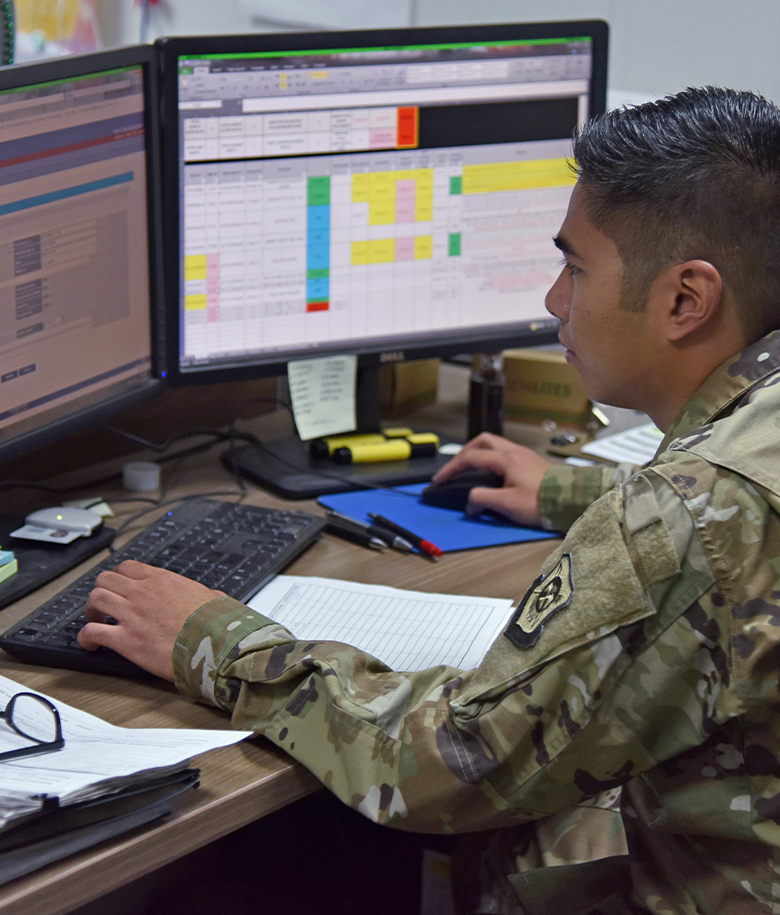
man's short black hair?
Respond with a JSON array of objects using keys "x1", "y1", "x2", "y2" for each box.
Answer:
[{"x1": 573, "y1": 86, "x2": 780, "y2": 340}]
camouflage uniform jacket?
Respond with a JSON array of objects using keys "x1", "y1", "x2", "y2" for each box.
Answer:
[{"x1": 174, "y1": 330, "x2": 780, "y2": 914}]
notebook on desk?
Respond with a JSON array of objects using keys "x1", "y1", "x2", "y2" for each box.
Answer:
[{"x1": 318, "y1": 483, "x2": 558, "y2": 553}]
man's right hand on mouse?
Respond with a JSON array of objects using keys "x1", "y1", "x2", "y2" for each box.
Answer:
[{"x1": 432, "y1": 433, "x2": 551, "y2": 526}]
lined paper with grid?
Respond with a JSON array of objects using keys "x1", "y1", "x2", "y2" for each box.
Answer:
[{"x1": 247, "y1": 575, "x2": 514, "y2": 672}]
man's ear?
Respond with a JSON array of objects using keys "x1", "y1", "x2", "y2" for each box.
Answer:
[{"x1": 656, "y1": 259, "x2": 722, "y2": 341}]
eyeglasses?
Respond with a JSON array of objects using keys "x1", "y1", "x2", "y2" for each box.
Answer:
[{"x1": 0, "y1": 692, "x2": 64, "y2": 762}]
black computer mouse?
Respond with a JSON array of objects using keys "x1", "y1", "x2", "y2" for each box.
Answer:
[{"x1": 421, "y1": 468, "x2": 504, "y2": 511}]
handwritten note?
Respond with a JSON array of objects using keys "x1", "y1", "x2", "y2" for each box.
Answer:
[{"x1": 288, "y1": 355, "x2": 357, "y2": 441}]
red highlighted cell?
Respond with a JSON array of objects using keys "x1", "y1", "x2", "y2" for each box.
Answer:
[
  {"x1": 397, "y1": 107, "x2": 419, "y2": 148},
  {"x1": 306, "y1": 301, "x2": 329, "y2": 312}
]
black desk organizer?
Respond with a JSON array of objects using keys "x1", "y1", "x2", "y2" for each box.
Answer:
[{"x1": 0, "y1": 514, "x2": 114, "y2": 611}]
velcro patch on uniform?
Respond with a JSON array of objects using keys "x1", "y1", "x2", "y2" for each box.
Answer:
[{"x1": 505, "y1": 553, "x2": 573, "y2": 650}]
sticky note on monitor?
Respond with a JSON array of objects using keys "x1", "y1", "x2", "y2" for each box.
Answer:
[{"x1": 288, "y1": 355, "x2": 357, "y2": 441}]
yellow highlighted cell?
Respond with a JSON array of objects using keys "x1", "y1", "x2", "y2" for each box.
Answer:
[
  {"x1": 462, "y1": 158, "x2": 575, "y2": 194},
  {"x1": 185, "y1": 294, "x2": 207, "y2": 311},
  {"x1": 184, "y1": 255, "x2": 207, "y2": 280},
  {"x1": 367, "y1": 239, "x2": 395, "y2": 263},
  {"x1": 415, "y1": 200, "x2": 433, "y2": 222},
  {"x1": 368, "y1": 174, "x2": 394, "y2": 198},
  {"x1": 351, "y1": 241, "x2": 368, "y2": 265},
  {"x1": 414, "y1": 235, "x2": 432, "y2": 259},
  {"x1": 352, "y1": 173, "x2": 369, "y2": 202},
  {"x1": 351, "y1": 239, "x2": 396, "y2": 264},
  {"x1": 370, "y1": 203, "x2": 395, "y2": 225},
  {"x1": 352, "y1": 169, "x2": 434, "y2": 225}
]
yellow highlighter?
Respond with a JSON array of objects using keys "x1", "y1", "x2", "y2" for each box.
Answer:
[
  {"x1": 309, "y1": 433, "x2": 387, "y2": 460},
  {"x1": 332, "y1": 433, "x2": 439, "y2": 464}
]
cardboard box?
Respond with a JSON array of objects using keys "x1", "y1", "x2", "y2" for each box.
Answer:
[
  {"x1": 503, "y1": 347, "x2": 592, "y2": 428},
  {"x1": 379, "y1": 359, "x2": 439, "y2": 416}
]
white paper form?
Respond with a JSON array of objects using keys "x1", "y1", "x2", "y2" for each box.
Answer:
[
  {"x1": 248, "y1": 575, "x2": 514, "y2": 672},
  {"x1": 581, "y1": 422, "x2": 664, "y2": 466},
  {"x1": 0, "y1": 674, "x2": 252, "y2": 829},
  {"x1": 288, "y1": 355, "x2": 357, "y2": 441}
]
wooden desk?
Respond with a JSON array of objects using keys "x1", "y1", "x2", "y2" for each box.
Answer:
[{"x1": 0, "y1": 381, "x2": 561, "y2": 915}]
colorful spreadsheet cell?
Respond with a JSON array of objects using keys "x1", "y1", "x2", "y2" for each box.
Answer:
[
  {"x1": 306, "y1": 300, "x2": 329, "y2": 312},
  {"x1": 414, "y1": 235, "x2": 432, "y2": 259},
  {"x1": 307, "y1": 246, "x2": 329, "y2": 272},
  {"x1": 395, "y1": 236, "x2": 415, "y2": 261},
  {"x1": 307, "y1": 277, "x2": 329, "y2": 301},
  {"x1": 185, "y1": 294, "x2": 207, "y2": 311},
  {"x1": 307, "y1": 205, "x2": 330, "y2": 230},
  {"x1": 184, "y1": 254, "x2": 206, "y2": 280},
  {"x1": 462, "y1": 158, "x2": 575, "y2": 194},
  {"x1": 307, "y1": 176, "x2": 330, "y2": 206},
  {"x1": 350, "y1": 238, "x2": 398, "y2": 265},
  {"x1": 396, "y1": 107, "x2": 419, "y2": 148}
]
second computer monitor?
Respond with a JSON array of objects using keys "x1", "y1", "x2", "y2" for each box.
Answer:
[{"x1": 158, "y1": 22, "x2": 608, "y2": 385}]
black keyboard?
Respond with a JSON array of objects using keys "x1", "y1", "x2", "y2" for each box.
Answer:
[{"x1": 0, "y1": 499, "x2": 326, "y2": 678}]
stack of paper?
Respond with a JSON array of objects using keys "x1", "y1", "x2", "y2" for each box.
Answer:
[
  {"x1": 580, "y1": 422, "x2": 664, "y2": 465},
  {"x1": 0, "y1": 674, "x2": 252, "y2": 883},
  {"x1": 249, "y1": 575, "x2": 515, "y2": 672}
]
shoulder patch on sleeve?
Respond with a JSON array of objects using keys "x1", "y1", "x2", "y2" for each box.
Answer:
[{"x1": 505, "y1": 553, "x2": 573, "y2": 650}]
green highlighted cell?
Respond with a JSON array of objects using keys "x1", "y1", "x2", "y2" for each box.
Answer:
[
  {"x1": 450, "y1": 176, "x2": 462, "y2": 195},
  {"x1": 448, "y1": 233, "x2": 461, "y2": 256},
  {"x1": 307, "y1": 176, "x2": 330, "y2": 206}
]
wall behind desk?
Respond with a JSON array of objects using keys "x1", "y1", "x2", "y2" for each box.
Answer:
[{"x1": 98, "y1": 0, "x2": 780, "y2": 105}]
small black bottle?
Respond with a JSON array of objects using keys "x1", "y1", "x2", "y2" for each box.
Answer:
[{"x1": 467, "y1": 352, "x2": 504, "y2": 440}]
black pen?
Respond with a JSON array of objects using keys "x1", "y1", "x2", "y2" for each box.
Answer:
[
  {"x1": 368, "y1": 514, "x2": 444, "y2": 559},
  {"x1": 326, "y1": 519, "x2": 387, "y2": 551},
  {"x1": 324, "y1": 509, "x2": 414, "y2": 552}
]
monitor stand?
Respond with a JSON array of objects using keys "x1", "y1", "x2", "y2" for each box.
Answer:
[{"x1": 221, "y1": 365, "x2": 454, "y2": 499}]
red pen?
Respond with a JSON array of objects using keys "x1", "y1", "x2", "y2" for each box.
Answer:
[{"x1": 368, "y1": 514, "x2": 444, "y2": 559}]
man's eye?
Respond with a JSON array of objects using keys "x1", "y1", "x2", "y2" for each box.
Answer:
[{"x1": 560, "y1": 258, "x2": 581, "y2": 276}]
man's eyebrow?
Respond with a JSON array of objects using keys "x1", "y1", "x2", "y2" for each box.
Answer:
[{"x1": 553, "y1": 234, "x2": 579, "y2": 258}]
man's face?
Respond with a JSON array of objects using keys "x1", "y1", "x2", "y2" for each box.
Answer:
[{"x1": 545, "y1": 183, "x2": 664, "y2": 413}]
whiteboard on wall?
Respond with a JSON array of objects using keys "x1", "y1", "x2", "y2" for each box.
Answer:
[{"x1": 238, "y1": 0, "x2": 413, "y2": 29}]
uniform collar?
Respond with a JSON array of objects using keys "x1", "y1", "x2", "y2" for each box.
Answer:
[{"x1": 660, "y1": 329, "x2": 780, "y2": 451}]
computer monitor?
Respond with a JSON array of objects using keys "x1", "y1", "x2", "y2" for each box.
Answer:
[
  {"x1": 157, "y1": 21, "x2": 608, "y2": 497},
  {"x1": 0, "y1": 46, "x2": 165, "y2": 469}
]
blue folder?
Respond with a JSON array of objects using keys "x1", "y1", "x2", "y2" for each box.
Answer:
[{"x1": 318, "y1": 483, "x2": 558, "y2": 553}]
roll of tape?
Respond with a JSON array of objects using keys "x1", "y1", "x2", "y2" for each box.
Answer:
[{"x1": 123, "y1": 460, "x2": 161, "y2": 492}]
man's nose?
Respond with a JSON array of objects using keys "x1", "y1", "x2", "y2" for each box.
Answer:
[{"x1": 545, "y1": 270, "x2": 570, "y2": 321}]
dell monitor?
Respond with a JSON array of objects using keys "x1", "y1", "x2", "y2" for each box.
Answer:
[
  {"x1": 0, "y1": 46, "x2": 164, "y2": 470},
  {"x1": 156, "y1": 21, "x2": 608, "y2": 496}
]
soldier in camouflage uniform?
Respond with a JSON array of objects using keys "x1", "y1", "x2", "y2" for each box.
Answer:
[{"x1": 80, "y1": 87, "x2": 780, "y2": 914}]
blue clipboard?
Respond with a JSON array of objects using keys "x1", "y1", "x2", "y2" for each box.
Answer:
[{"x1": 318, "y1": 483, "x2": 558, "y2": 553}]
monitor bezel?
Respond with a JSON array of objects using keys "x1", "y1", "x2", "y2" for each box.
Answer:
[
  {"x1": 157, "y1": 20, "x2": 609, "y2": 386},
  {"x1": 0, "y1": 45, "x2": 166, "y2": 467}
]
